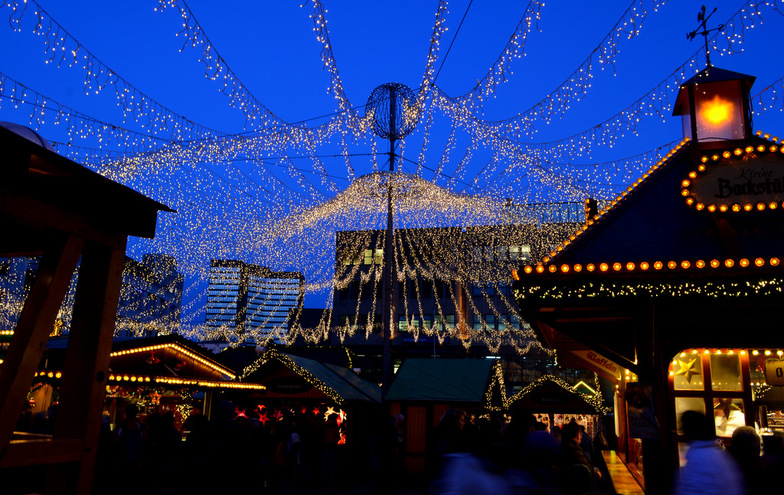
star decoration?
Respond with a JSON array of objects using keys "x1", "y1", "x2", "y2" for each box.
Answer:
[{"x1": 675, "y1": 357, "x2": 701, "y2": 384}]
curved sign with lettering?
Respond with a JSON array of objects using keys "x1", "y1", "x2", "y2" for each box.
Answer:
[{"x1": 681, "y1": 145, "x2": 784, "y2": 212}]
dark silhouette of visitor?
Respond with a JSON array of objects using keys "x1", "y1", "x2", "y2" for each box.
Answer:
[{"x1": 672, "y1": 410, "x2": 744, "y2": 495}]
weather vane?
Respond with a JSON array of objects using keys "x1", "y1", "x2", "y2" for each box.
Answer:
[{"x1": 687, "y1": 5, "x2": 724, "y2": 67}]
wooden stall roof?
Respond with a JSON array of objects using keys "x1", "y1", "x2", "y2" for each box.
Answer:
[
  {"x1": 37, "y1": 334, "x2": 273, "y2": 391},
  {"x1": 1, "y1": 125, "x2": 172, "y2": 256},
  {"x1": 246, "y1": 350, "x2": 381, "y2": 405},
  {"x1": 385, "y1": 358, "x2": 506, "y2": 408},
  {"x1": 507, "y1": 375, "x2": 610, "y2": 414},
  {"x1": 0, "y1": 124, "x2": 172, "y2": 491},
  {"x1": 513, "y1": 132, "x2": 784, "y2": 367}
]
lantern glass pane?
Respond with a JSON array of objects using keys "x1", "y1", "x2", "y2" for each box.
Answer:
[{"x1": 694, "y1": 81, "x2": 745, "y2": 141}]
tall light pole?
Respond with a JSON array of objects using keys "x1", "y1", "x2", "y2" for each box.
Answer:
[{"x1": 366, "y1": 83, "x2": 419, "y2": 395}]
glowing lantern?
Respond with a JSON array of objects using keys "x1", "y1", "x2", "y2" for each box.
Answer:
[{"x1": 672, "y1": 66, "x2": 755, "y2": 142}]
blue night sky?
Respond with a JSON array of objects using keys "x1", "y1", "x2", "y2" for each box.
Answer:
[{"x1": 2, "y1": 1, "x2": 784, "y2": 323}]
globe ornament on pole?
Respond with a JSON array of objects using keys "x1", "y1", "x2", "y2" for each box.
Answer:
[{"x1": 366, "y1": 82, "x2": 420, "y2": 141}]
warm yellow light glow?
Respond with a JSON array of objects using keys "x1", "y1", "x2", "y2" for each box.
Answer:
[{"x1": 701, "y1": 95, "x2": 734, "y2": 125}]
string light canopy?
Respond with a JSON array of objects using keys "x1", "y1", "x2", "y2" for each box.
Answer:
[{"x1": 1, "y1": 1, "x2": 783, "y2": 352}]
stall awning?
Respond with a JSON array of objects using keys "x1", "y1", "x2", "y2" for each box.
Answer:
[{"x1": 385, "y1": 358, "x2": 506, "y2": 408}]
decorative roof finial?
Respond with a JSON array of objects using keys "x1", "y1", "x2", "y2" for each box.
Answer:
[{"x1": 687, "y1": 5, "x2": 725, "y2": 68}]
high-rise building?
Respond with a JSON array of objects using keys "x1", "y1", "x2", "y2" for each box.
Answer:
[{"x1": 205, "y1": 259, "x2": 304, "y2": 344}]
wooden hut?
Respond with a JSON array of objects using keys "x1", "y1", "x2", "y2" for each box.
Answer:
[
  {"x1": 242, "y1": 349, "x2": 382, "y2": 479},
  {"x1": 0, "y1": 124, "x2": 171, "y2": 494},
  {"x1": 384, "y1": 358, "x2": 507, "y2": 475},
  {"x1": 512, "y1": 66, "x2": 784, "y2": 492}
]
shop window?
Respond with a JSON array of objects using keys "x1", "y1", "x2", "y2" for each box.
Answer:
[
  {"x1": 674, "y1": 397, "x2": 706, "y2": 432},
  {"x1": 669, "y1": 349, "x2": 752, "y2": 439},
  {"x1": 713, "y1": 398, "x2": 745, "y2": 437},
  {"x1": 709, "y1": 353, "x2": 743, "y2": 391},
  {"x1": 672, "y1": 353, "x2": 705, "y2": 391}
]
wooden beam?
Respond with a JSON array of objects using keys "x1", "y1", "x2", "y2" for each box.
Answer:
[
  {"x1": 0, "y1": 438, "x2": 83, "y2": 468},
  {"x1": 0, "y1": 234, "x2": 83, "y2": 454},
  {"x1": 49, "y1": 239, "x2": 126, "y2": 495}
]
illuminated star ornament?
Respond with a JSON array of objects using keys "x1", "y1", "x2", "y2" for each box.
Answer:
[{"x1": 674, "y1": 357, "x2": 701, "y2": 384}]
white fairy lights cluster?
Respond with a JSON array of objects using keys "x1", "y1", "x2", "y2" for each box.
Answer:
[{"x1": 2, "y1": 1, "x2": 784, "y2": 352}]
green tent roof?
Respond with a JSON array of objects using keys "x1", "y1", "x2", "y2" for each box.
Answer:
[{"x1": 385, "y1": 358, "x2": 498, "y2": 403}]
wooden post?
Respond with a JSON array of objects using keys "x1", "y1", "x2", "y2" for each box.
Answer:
[
  {"x1": 47, "y1": 239, "x2": 126, "y2": 494},
  {"x1": 0, "y1": 234, "x2": 83, "y2": 452}
]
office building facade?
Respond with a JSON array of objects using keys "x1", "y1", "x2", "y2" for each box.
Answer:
[{"x1": 205, "y1": 259, "x2": 304, "y2": 344}]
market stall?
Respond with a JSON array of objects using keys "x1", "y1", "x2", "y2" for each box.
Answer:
[
  {"x1": 240, "y1": 349, "x2": 382, "y2": 480},
  {"x1": 0, "y1": 124, "x2": 170, "y2": 495},
  {"x1": 512, "y1": 65, "x2": 784, "y2": 493},
  {"x1": 384, "y1": 358, "x2": 507, "y2": 474},
  {"x1": 507, "y1": 375, "x2": 611, "y2": 440}
]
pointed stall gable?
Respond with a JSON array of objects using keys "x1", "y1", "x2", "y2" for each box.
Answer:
[
  {"x1": 246, "y1": 350, "x2": 381, "y2": 405},
  {"x1": 507, "y1": 375, "x2": 610, "y2": 414}
]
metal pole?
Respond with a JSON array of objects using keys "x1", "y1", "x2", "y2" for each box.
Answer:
[{"x1": 381, "y1": 87, "x2": 397, "y2": 396}]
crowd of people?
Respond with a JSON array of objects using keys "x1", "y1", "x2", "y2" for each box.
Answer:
[
  {"x1": 15, "y1": 400, "x2": 784, "y2": 495},
  {"x1": 427, "y1": 408, "x2": 610, "y2": 495},
  {"x1": 673, "y1": 410, "x2": 784, "y2": 495},
  {"x1": 92, "y1": 400, "x2": 346, "y2": 495}
]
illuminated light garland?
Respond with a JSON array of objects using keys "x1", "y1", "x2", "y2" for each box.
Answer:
[
  {"x1": 1, "y1": 0, "x2": 224, "y2": 140},
  {"x1": 32, "y1": 370, "x2": 267, "y2": 390},
  {"x1": 515, "y1": 277, "x2": 784, "y2": 303},
  {"x1": 418, "y1": 0, "x2": 449, "y2": 96},
  {"x1": 482, "y1": 359, "x2": 508, "y2": 411},
  {"x1": 243, "y1": 348, "x2": 349, "y2": 405},
  {"x1": 450, "y1": 0, "x2": 544, "y2": 105},
  {"x1": 110, "y1": 343, "x2": 236, "y2": 379},
  {"x1": 465, "y1": 1, "x2": 777, "y2": 143},
  {"x1": 505, "y1": 374, "x2": 611, "y2": 413}
]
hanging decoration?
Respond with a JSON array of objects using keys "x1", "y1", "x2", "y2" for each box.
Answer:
[{"x1": 1, "y1": 1, "x2": 783, "y2": 354}]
